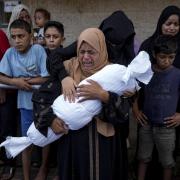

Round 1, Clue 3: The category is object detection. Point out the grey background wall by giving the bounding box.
[22,0,180,46]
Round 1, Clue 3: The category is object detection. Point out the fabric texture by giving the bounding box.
[0,30,10,60]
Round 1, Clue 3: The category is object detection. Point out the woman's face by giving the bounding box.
[79,42,100,71]
[162,14,180,36]
[44,27,64,50]
[19,9,31,24]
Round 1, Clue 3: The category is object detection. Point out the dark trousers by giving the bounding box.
[0,91,18,165]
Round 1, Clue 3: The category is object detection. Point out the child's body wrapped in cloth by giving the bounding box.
[0,51,153,158]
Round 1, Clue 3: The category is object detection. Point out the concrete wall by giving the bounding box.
[22,0,180,46]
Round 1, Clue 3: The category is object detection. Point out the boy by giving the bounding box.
[134,35,180,180]
[0,19,49,180]
[34,8,51,45]
[33,20,65,180]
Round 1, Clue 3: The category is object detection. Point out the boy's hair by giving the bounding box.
[153,35,177,55]
[10,19,32,34]
[35,8,51,20]
[44,21,64,36]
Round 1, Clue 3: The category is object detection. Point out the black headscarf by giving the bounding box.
[48,10,135,72]
[99,10,135,65]
[140,5,180,67]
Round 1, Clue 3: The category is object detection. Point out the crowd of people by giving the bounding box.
[0,3,179,180]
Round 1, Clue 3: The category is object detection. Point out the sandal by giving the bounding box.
[0,165,15,180]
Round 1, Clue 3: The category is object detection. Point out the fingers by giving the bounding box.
[51,118,69,134]
[63,89,76,103]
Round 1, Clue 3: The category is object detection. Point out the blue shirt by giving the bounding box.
[0,44,49,109]
[142,66,180,125]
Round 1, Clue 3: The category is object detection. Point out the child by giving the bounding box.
[134,35,180,180]
[34,8,51,46]
[0,19,49,180]
[33,20,65,180]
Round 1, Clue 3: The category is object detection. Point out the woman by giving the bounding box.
[133,5,180,180]
[7,4,32,39]
[50,27,129,180]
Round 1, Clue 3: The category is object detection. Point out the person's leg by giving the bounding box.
[20,109,33,180]
[137,125,154,180]
[0,91,17,180]
[138,161,148,180]
[35,145,50,180]
[163,168,173,180]
[22,146,33,180]
[154,127,176,180]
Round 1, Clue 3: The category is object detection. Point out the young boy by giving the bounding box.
[33,20,65,180]
[34,8,51,45]
[0,19,49,180]
[134,35,180,180]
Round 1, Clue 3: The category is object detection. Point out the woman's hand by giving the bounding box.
[77,79,109,103]
[164,113,180,127]
[51,117,69,134]
[132,101,148,126]
[0,89,6,104]
[61,76,77,103]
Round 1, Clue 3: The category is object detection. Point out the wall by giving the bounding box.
[22,0,180,46]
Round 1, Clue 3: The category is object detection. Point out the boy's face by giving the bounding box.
[155,52,176,70]
[10,28,32,53]
[34,12,47,28]
[44,27,64,50]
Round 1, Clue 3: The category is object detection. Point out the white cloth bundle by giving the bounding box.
[0,51,153,158]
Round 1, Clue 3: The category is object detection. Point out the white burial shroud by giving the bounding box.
[0,51,153,158]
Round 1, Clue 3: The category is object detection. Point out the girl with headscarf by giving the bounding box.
[133,5,180,180]
[7,4,32,39]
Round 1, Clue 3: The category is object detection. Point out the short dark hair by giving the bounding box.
[10,19,32,34]
[153,35,177,55]
[35,8,51,20]
[44,21,64,36]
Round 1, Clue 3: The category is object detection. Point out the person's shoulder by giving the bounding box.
[139,37,153,52]
[172,66,180,74]
[4,47,16,55]
[31,44,46,52]
[0,29,6,36]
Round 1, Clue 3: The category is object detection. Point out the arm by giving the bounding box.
[0,74,32,90]
[26,76,48,85]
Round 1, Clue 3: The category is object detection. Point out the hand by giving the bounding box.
[61,76,77,103]
[123,90,136,98]
[51,117,69,134]
[77,79,108,103]
[12,77,32,91]
[164,113,180,127]
[0,89,6,104]
[132,103,148,126]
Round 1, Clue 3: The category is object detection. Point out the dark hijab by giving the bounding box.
[140,5,180,67]
[99,10,135,65]
[48,10,135,70]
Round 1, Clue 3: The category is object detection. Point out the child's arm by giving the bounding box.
[26,76,48,85]
[0,74,32,90]
[132,94,148,126]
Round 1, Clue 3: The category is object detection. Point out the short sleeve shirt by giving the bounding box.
[0,44,49,109]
